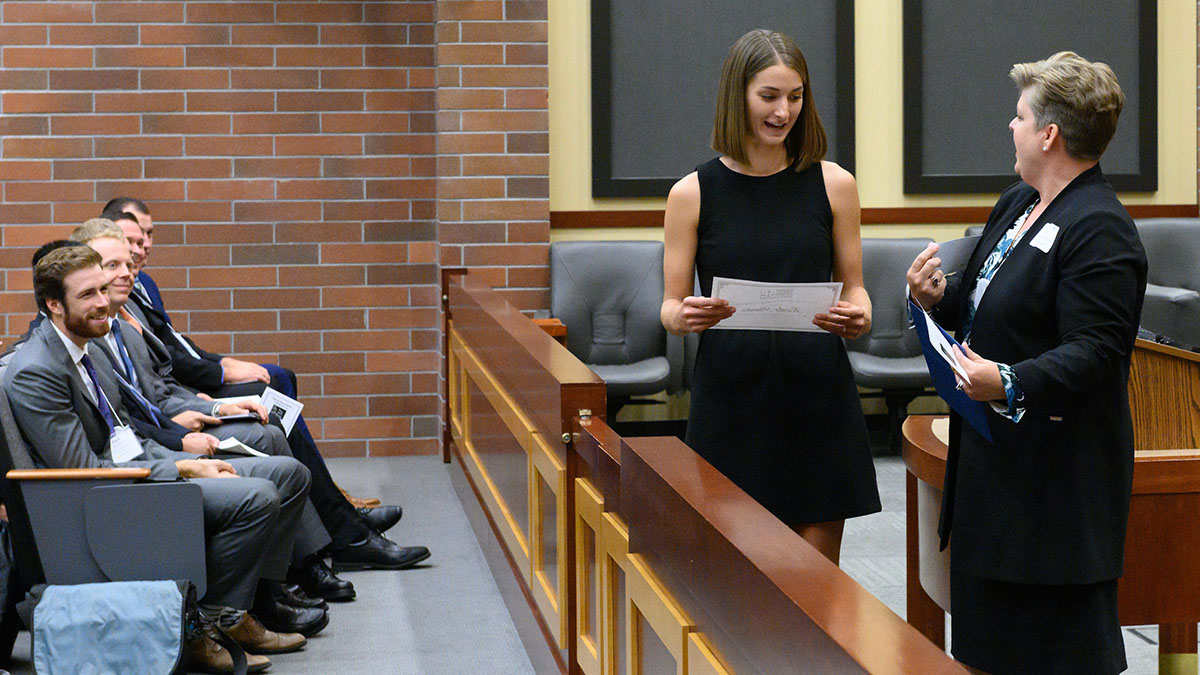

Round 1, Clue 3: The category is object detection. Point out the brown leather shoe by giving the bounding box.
[338,483,381,508]
[227,613,307,654]
[185,632,271,673]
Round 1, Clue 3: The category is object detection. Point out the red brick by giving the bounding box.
[142,200,233,223]
[186,2,275,23]
[231,25,319,45]
[368,394,438,416]
[276,179,363,200]
[186,47,272,68]
[276,47,362,68]
[438,1,503,21]
[275,352,363,374]
[95,136,182,158]
[275,135,363,156]
[322,373,405,396]
[462,243,547,266]
[96,178,186,199]
[506,43,548,65]
[279,265,364,287]
[462,155,545,176]
[319,24,406,45]
[506,265,549,288]
[234,201,322,222]
[363,134,435,155]
[187,179,275,201]
[439,43,503,65]
[365,178,433,199]
[232,331,321,353]
[320,242,406,264]
[4,2,92,23]
[3,137,91,159]
[148,287,231,311]
[232,113,320,135]
[278,91,363,112]
[3,47,91,68]
[185,136,274,157]
[436,65,460,88]
[460,109,547,132]
[408,242,437,263]
[50,69,138,91]
[364,3,435,22]
[320,113,408,134]
[141,25,231,45]
[145,158,231,179]
[506,88,548,109]
[321,157,403,177]
[409,67,436,89]
[182,223,272,244]
[95,92,185,113]
[438,88,504,111]
[189,266,277,288]
[3,93,91,114]
[506,132,548,153]
[0,25,48,45]
[364,46,432,68]
[49,25,137,46]
[144,245,230,268]
[0,117,48,136]
[461,66,548,88]
[315,440,365,458]
[365,91,435,112]
[438,132,504,154]
[4,181,92,203]
[53,158,139,180]
[233,288,321,310]
[2,219,66,240]
[506,220,549,242]
[142,69,229,90]
[95,2,184,23]
[460,21,546,43]
[436,110,461,133]
[366,264,436,285]
[234,157,321,178]
[294,396,367,419]
[438,177,504,199]
[49,201,107,223]
[319,69,406,90]
[51,114,140,136]
[321,329,409,352]
[438,221,502,243]
[279,308,365,330]
[462,199,546,221]
[277,2,363,23]
[143,114,231,135]
[189,310,277,332]
[231,69,319,90]
[368,439,439,456]
[187,92,274,112]
[275,221,362,243]
[366,308,437,329]
[96,47,184,68]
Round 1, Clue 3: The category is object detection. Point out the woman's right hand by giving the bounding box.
[667,296,735,333]
[906,243,946,310]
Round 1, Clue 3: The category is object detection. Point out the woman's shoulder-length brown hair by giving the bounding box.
[710,29,827,171]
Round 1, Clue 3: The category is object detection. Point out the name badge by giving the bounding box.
[1029,223,1059,253]
[110,426,144,463]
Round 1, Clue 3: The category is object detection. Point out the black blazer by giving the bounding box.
[934,165,1147,585]
[127,289,226,392]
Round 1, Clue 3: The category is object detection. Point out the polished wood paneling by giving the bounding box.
[575,477,604,675]
[1129,339,1200,450]
[7,468,151,480]
[574,416,623,516]
[550,204,1199,229]
[621,435,964,674]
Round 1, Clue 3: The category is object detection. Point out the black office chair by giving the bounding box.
[845,238,936,454]
[549,241,684,416]
[1135,219,1200,347]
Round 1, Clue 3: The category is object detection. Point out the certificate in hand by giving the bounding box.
[709,277,842,332]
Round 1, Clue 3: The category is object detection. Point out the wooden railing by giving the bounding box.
[443,270,963,673]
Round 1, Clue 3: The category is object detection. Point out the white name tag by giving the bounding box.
[110,426,144,463]
[1029,223,1059,253]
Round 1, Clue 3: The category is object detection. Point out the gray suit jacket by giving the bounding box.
[2,319,186,480]
[91,319,211,418]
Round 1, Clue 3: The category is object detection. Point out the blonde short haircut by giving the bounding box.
[1010,51,1124,161]
[711,29,827,171]
[70,218,128,246]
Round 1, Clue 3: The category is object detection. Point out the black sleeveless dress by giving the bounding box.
[685,158,881,524]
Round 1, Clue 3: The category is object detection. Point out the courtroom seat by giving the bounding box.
[1135,218,1200,347]
[964,225,984,237]
[846,238,935,453]
[549,241,683,412]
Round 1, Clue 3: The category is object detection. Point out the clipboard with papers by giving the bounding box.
[908,298,993,442]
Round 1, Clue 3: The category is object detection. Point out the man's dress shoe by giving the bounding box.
[252,581,329,637]
[357,505,402,533]
[288,554,356,602]
[330,531,431,571]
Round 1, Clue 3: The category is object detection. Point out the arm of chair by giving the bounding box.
[7,468,152,481]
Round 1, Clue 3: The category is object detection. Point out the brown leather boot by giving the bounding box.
[226,612,307,654]
[185,632,271,673]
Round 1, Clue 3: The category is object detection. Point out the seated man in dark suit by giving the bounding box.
[2,246,321,672]
[101,207,430,590]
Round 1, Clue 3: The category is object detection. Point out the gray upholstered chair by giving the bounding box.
[964,225,984,237]
[549,241,683,413]
[846,238,936,453]
[1135,219,1200,347]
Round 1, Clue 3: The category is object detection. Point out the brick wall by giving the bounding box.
[0,1,550,456]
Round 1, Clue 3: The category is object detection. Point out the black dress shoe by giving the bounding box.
[287,554,356,602]
[330,531,431,571]
[273,581,327,610]
[357,505,402,533]
[252,581,329,637]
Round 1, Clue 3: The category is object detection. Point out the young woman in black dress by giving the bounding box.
[660,29,880,564]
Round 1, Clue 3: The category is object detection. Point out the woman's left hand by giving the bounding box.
[813,301,871,340]
[953,343,1006,401]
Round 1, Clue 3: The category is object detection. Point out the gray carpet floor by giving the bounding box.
[8,455,1180,673]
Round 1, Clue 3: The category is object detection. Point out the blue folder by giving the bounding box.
[908,299,993,442]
